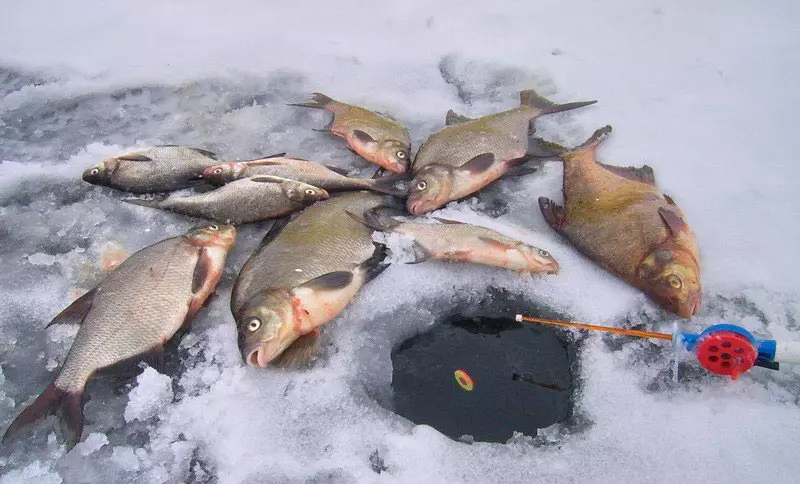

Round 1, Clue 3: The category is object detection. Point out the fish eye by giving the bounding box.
[213,168,223,174]
[90,168,100,175]
[304,189,316,196]
[416,180,427,191]
[208,224,219,231]
[538,249,550,257]
[247,318,262,332]
[396,151,406,159]
[666,274,682,289]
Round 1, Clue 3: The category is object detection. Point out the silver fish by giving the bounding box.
[2,224,236,450]
[82,145,219,193]
[202,156,408,197]
[124,176,329,225]
[350,209,559,274]
[407,89,596,215]
[231,192,394,368]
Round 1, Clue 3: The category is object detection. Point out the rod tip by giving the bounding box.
[515,314,523,322]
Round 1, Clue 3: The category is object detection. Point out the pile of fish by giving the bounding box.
[3,89,702,450]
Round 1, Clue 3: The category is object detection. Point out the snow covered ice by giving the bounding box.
[2,0,800,483]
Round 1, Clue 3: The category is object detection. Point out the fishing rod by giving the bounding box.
[515,314,800,380]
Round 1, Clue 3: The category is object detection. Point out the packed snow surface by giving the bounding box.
[1,0,799,483]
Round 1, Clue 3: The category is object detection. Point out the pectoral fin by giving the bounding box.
[186,248,222,325]
[272,329,320,369]
[46,288,97,328]
[300,272,354,291]
[658,207,689,237]
[458,153,496,174]
[353,130,377,145]
[445,110,474,125]
[538,197,567,233]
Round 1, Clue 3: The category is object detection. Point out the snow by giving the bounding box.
[2,0,800,483]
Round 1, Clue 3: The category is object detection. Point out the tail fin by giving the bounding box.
[287,92,336,110]
[529,125,612,159]
[2,383,84,450]
[366,174,410,197]
[520,89,597,115]
[122,197,163,209]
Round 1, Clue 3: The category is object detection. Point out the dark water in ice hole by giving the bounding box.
[390,300,575,443]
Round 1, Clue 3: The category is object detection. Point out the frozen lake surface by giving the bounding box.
[1,1,799,483]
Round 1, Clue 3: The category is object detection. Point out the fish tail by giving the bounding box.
[520,89,597,115]
[2,383,85,450]
[287,92,336,110]
[529,126,612,160]
[367,174,410,197]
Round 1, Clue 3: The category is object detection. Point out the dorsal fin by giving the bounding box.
[239,152,287,163]
[255,216,292,252]
[445,110,474,125]
[187,148,219,160]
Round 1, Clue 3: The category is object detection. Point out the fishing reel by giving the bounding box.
[677,324,799,380]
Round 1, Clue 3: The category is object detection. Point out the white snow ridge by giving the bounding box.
[1,1,800,483]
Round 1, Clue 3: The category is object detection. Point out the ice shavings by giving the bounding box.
[124,368,174,423]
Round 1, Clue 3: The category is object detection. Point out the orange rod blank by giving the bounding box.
[515,314,673,341]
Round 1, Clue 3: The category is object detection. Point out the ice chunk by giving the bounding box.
[75,432,109,456]
[124,367,174,423]
[0,461,61,484]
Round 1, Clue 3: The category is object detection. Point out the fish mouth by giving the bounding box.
[674,292,702,319]
[246,340,285,368]
[407,197,437,216]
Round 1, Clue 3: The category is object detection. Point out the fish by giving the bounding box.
[288,93,412,174]
[123,175,329,225]
[536,126,701,318]
[231,191,394,368]
[349,209,559,274]
[82,145,220,193]
[202,156,409,197]
[2,224,236,450]
[407,89,597,215]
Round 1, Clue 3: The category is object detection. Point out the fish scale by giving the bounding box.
[231,191,388,317]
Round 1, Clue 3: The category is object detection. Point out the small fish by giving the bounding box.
[537,126,701,318]
[124,176,329,225]
[82,145,219,193]
[231,192,394,368]
[407,89,596,215]
[289,93,412,174]
[202,156,408,197]
[350,209,559,274]
[2,224,236,450]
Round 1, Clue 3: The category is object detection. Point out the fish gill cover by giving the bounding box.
[1,0,800,483]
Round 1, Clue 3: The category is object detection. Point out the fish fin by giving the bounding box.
[191,249,213,294]
[45,288,97,328]
[478,236,511,249]
[241,153,286,166]
[324,165,351,176]
[2,383,85,451]
[519,89,597,115]
[355,208,403,231]
[566,126,613,159]
[272,330,320,369]
[255,216,292,252]
[458,153,495,174]
[240,160,284,167]
[371,167,385,179]
[187,148,218,160]
[360,243,391,282]
[367,174,410,197]
[445,109,474,125]
[598,162,656,185]
[248,175,291,184]
[101,345,166,378]
[503,164,540,178]
[527,137,569,158]
[431,217,463,225]
[122,197,163,209]
[117,154,153,162]
[663,194,676,205]
[353,130,377,145]
[312,128,330,133]
[658,207,689,237]
[538,197,567,233]
[287,92,336,109]
[406,242,434,264]
[300,271,355,291]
